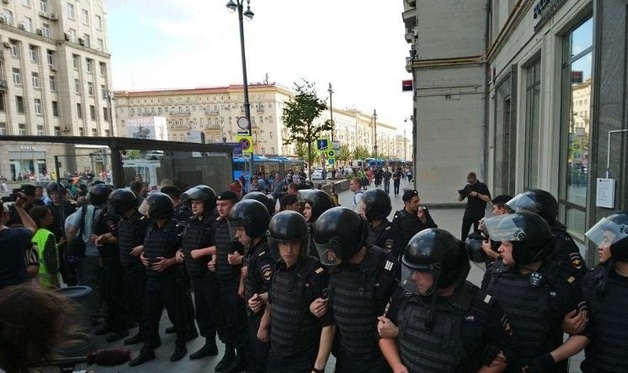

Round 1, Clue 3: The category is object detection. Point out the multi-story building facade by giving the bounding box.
[0,0,113,180]
[114,83,400,160]
[403,0,628,264]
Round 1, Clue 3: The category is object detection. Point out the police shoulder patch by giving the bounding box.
[569,252,584,270]
[261,264,273,281]
[501,315,513,336]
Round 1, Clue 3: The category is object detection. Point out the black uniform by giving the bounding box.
[329,246,400,373]
[180,211,226,345]
[459,181,491,241]
[392,170,402,196]
[482,260,587,372]
[387,281,517,373]
[141,219,187,350]
[117,210,150,338]
[172,202,198,336]
[244,237,275,373]
[48,201,77,285]
[92,207,129,335]
[551,222,587,279]
[267,256,330,373]
[367,219,404,259]
[392,208,437,249]
[580,264,628,373]
[173,203,193,224]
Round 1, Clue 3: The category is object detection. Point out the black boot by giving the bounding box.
[170,345,187,362]
[222,349,247,373]
[128,349,155,367]
[215,344,236,372]
[189,340,219,360]
[124,333,143,345]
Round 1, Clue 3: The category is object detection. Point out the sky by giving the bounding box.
[106,0,414,133]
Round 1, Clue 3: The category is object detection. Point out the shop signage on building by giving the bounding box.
[533,0,568,31]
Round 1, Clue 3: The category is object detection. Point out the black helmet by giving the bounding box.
[242,192,274,216]
[402,228,470,295]
[586,210,628,262]
[143,192,174,220]
[268,210,309,261]
[228,199,270,239]
[89,184,113,206]
[464,232,487,264]
[313,206,368,266]
[108,188,138,216]
[181,185,217,212]
[297,189,333,222]
[484,211,554,265]
[359,189,392,221]
[507,189,558,225]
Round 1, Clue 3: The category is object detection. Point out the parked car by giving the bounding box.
[311,168,325,180]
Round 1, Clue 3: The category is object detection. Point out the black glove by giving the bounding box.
[480,344,500,366]
[528,353,555,373]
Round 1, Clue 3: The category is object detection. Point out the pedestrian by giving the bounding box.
[29,206,60,289]
[392,189,437,249]
[357,189,404,259]
[230,199,274,373]
[129,193,188,366]
[258,211,332,373]
[378,228,517,372]
[382,167,392,194]
[482,211,589,372]
[349,177,363,212]
[457,171,491,241]
[311,207,401,373]
[392,168,402,196]
[0,195,36,291]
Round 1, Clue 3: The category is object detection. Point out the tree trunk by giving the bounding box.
[307,140,312,180]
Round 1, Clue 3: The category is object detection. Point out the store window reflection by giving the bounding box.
[560,17,593,238]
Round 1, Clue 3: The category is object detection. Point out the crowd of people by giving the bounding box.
[0,169,626,373]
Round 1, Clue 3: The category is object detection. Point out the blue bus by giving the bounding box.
[232,156,305,181]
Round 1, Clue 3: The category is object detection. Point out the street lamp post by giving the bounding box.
[106,90,115,137]
[328,83,334,142]
[373,109,378,160]
[227,0,255,179]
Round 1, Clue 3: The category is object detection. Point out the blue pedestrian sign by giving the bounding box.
[317,138,329,151]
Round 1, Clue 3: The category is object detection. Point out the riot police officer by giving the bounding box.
[177,185,225,360]
[229,199,274,373]
[482,211,588,372]
[578,211,628,372]
[357,188,404,259]
[311,206,401,373]
[379,228,517,373]
[108,188,149,346]
[259,211,331,373]
[392,189,437,249]
[129,193,188,366]
[507,189,587,278]
[297,189,333,258]
[91,184,129,343]
[242,191,275,216]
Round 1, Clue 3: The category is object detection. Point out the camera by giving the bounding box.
[1,188,26,203]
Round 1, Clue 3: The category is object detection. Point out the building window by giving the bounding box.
[37,125,44,135]
[9,41,18,57]
[12,68,21,85]
[81,9,88,25]
[40,0,48,13]
[72,54,79,69]
[89,105,95,120]
[22,0,31,6]
[74,79,80,94]
[49,75,56,91]
[79,127,84,136]
[99,62,106,77]
[23,17,32,32]
[0,93,4,111]
[91,128,97,136]
[87,82,93,96]
[46,49,54,66]
[18,123,27,136]
[86,58,92,73]
[28,45,37,61]
[16,96,24,113]
[34,98,42,114]
[103,107,109,121]
[95,15,102,30]
[100,84,106,99]
[0,122,6,135]
[41,24,50,38]
[524,59,541,189]
[67,2,75,19]
[51,101,58,116]
[77,103,82,118]
[2,10,13,25]
[559,16,593,238]
[54,126,60,136]
[68,28,76,43]
[31,72,39,88]
[82,34,90,48]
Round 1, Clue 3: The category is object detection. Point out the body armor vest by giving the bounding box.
[144,219,180,277]
[214,218,240,279]
[397,282,475,373]
[181,216,213,276]
[329,246,393,354]
[270,256,320,357]
[118,211,146,267]
[244,239,271,304]
[486,261,558,368]
[582,265,628,373]
[92,209,119,260]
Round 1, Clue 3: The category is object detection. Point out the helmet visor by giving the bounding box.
[314,237,342,267]
[138,199,150,217]
[228,220,245,242]
[506,193,539,214]
[400,264,440,296]
[484,214,527,242]
[586,217,628,247]
[268,236,309,263]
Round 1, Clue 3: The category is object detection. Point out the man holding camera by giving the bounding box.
[458,172,491,241]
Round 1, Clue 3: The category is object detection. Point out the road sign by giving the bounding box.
[327,150,336,158]
[317,138,329,151]
[235,135,253,154]
[332,141,341,151]
[328,158,335,165]
[237,117,250,130]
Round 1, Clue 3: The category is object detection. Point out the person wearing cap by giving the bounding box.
[457,172,492,241]
[392,189,437,249]
[280,193,301,212]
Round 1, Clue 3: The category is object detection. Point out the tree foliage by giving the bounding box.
[282,81,333,177]
[353,146,370,161]
[337,144,352,165]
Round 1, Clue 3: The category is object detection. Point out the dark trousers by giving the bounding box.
[143,272,186,349]
[267,346,317,373]
[383,179,390,194]
[335,348,391,373]
[393,179,401,195]
[218,276,248,348]
[192,273,227,342]
[461,215,482,241]
[123,264,146,332]
[180,269,197,333]
[248,312,269,373]
[101,259,129,332]
[78,255,104,320]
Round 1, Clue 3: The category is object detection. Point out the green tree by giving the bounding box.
[282,81,333,178]
[337,144,351,166]
[353,145,370,161]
